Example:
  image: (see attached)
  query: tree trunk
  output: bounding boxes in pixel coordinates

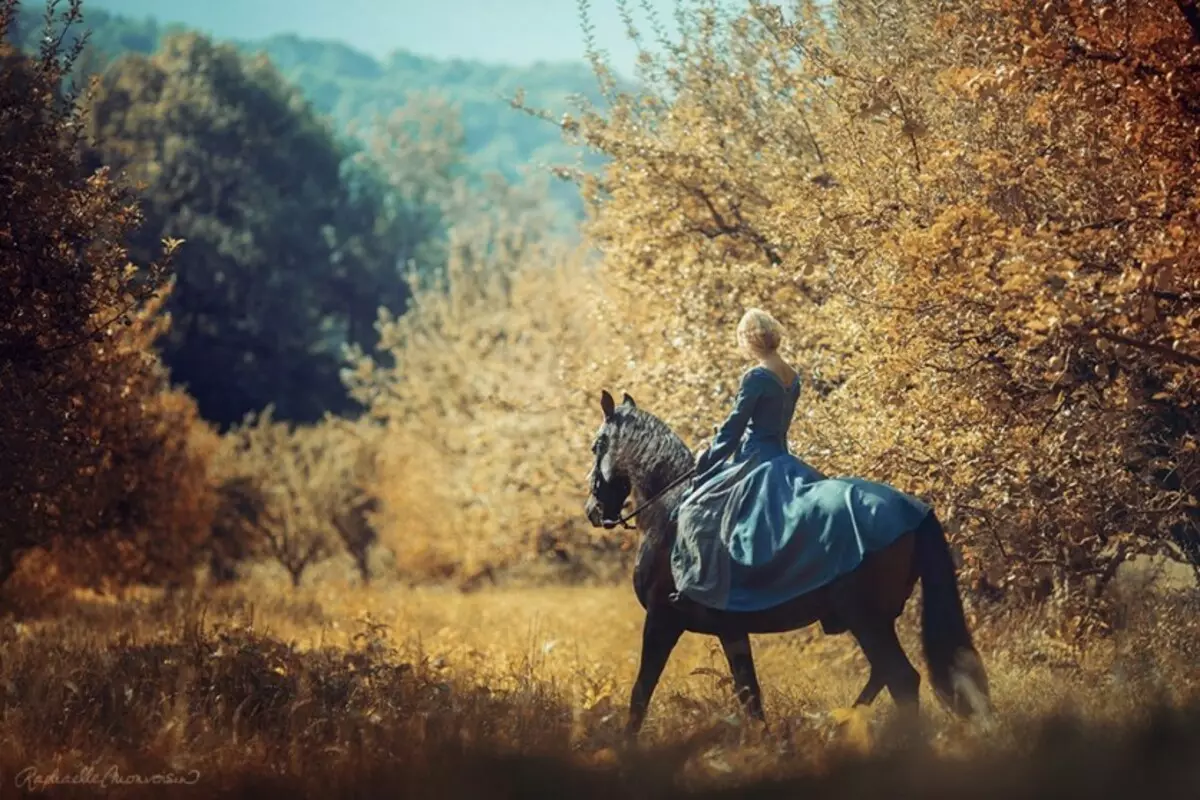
[0,546,15,593]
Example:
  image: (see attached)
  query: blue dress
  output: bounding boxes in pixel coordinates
[669,366,932,611]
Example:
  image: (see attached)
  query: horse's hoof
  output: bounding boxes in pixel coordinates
[587,747,620,768]
[742,717,770,742]
[828,706,873,751]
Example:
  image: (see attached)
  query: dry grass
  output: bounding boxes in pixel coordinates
[1,577,1198,798]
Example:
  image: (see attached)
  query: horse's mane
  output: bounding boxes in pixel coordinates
[608,405,696,526]
[611,405,692,466]
[604,405,695,604]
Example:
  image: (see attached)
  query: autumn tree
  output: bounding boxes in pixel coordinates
[212,408,378,587]
[341,205,619,579]
[517,0,1200,618]
[328,84,609,581]
[80,31,413,427]
[239,0,1200,604]
[0,0,214,592]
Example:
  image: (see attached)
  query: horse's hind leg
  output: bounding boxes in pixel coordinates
[719,632,765,722]
[850,618,920,714]
[627,609,685,737]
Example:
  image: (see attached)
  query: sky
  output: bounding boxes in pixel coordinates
[85,0,693,75]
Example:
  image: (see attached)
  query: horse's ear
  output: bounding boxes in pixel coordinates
[600,390,615,419]
[622,392,636,408]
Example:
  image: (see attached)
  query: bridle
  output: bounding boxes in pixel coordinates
[600,466,697,530]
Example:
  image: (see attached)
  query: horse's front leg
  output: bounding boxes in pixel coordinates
[627,608,684,738]
[853,668,885,707]
[719,631,765,722]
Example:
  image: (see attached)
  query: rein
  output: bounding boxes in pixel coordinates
[602,467,697,530]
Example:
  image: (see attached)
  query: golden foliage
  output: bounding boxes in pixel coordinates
[343,215,626,578]
[211,409,378,587]
[0,2,215,593]
[501,0,1200,613]
[1,583,1199,795]
[42,291,220,591]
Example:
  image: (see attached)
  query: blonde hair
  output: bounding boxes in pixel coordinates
[736,308,784,357]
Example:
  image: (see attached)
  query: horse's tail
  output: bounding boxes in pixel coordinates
[913,510,992,718]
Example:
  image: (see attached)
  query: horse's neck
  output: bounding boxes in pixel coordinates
[628,415,691,537]
[635,431,690,490]
[632,460,686,538]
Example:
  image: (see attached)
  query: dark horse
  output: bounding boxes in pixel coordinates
[583,390,992,736]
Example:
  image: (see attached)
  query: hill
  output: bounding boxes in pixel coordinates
[6,3,607,216]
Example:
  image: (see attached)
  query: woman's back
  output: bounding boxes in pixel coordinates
[737,366,800,461]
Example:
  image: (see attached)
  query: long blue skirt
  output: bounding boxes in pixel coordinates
[669,452,931,612]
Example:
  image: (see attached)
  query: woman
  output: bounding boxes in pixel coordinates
[669,308,932,612]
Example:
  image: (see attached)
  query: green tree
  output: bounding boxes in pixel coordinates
[348,91,564,293]
[82,31,410,427]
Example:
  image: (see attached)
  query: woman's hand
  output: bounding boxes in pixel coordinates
[692,424,722,474]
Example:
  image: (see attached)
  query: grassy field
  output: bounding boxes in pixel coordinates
[1,574,1199,798]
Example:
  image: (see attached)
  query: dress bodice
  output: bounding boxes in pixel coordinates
[697,366,800,474]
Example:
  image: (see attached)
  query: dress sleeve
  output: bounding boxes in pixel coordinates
[695,371,762,473]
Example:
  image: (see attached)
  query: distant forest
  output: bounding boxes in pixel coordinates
[7,2,608,218]
[3,2,616,429]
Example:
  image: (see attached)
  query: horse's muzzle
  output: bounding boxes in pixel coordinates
[584,496,602,527]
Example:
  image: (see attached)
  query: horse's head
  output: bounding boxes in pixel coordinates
[585,389,696,607]
[584,389,695,534]
[584,389,637,529]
